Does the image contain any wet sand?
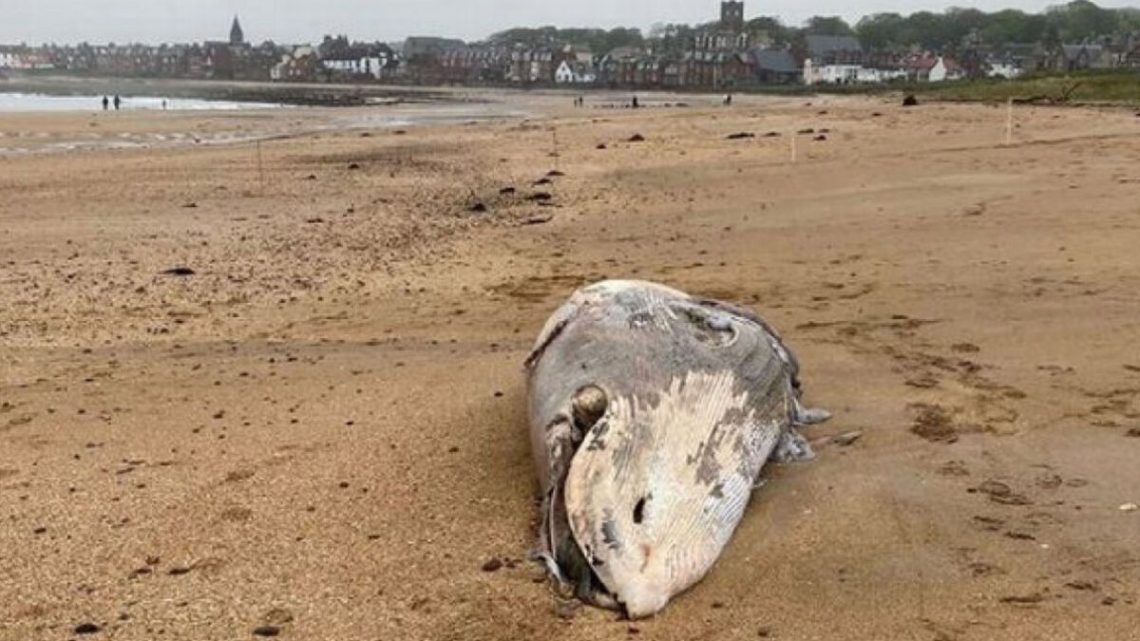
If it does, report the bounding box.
[2,93,1140,640]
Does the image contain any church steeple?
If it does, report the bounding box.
[720,1,744,32]
[229,15,245,46]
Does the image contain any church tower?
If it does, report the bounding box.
[720,1,745,32]
[229,15,245,46]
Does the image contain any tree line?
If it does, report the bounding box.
[487,1,1140,54]
[854,1,1139,51]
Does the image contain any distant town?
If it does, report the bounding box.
[2,1,1139,90]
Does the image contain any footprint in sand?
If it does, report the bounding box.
[972,515,1005,532]
[220,506,254,523]
[224,469,256,483]
[968,561,1006,577]
[910,403,958,443]
[970,479,1032,506]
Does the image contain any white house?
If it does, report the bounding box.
[901,54,966,82]
[0,48,49,70]
[555,60,575,83]
[0,49,18,69]
[854,67,907,83]
[928,56,964,82]
[804,59,864,85]
[804,58,908,85]
[855,67,885,83]
[987,61,1023,79]
[322,55,388,79]
[270,54,292,81]
[554,60,596,84]
[271,45,317,81]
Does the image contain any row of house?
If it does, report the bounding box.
[384,3,792,88]
[0,46,54,70]
[283,39,396,81]
[800,32,1140,85]
[378,4,1140,89]
[801,35,967,85]
[1,19,282,81]
[5,5,1140,88]
[0,5,848,88]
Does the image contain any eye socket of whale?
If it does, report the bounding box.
[572,385,608,432]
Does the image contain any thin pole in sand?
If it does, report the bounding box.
[256,140,265,193]
[1005,98,1014,146]
[790,130,797,164]
[552,129,560,171]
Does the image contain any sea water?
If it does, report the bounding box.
[0,92,284,112]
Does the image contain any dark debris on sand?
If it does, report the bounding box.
[524,214,553,226]
[910,403,957,443]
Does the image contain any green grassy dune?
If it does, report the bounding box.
[918,69,1140,106]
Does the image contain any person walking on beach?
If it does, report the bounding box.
[113,95,121,111]
[102,96,109,111]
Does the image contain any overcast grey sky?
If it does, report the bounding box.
[3,0,1136,46]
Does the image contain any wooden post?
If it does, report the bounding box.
[790,130,797,164]
[1005,98,1014,146]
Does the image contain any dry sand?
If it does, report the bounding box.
[2,92,1140,641]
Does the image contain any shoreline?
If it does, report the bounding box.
[2,73,827,108]
[0,74,483,107]
[5,70,1140,110]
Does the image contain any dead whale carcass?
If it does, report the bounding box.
[526,280,829,619]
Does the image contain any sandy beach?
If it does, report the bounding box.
[2,90,1139,640]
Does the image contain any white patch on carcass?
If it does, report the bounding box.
[564,369,784,619]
